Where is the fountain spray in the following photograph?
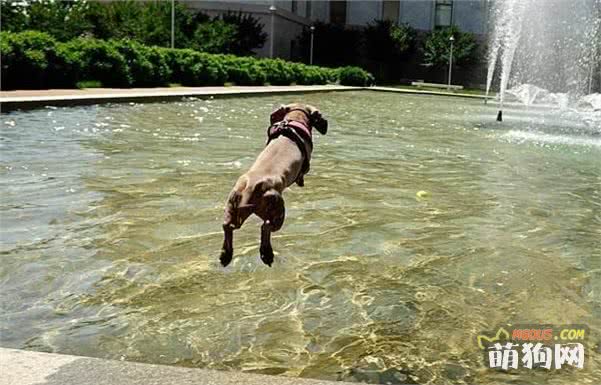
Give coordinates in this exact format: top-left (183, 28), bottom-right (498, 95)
top-left (486, 0), bottom-right (600, 121)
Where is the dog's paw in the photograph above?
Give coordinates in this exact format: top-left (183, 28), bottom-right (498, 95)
top-left (260, 247), bottom-right (274, 267)
top-left (220, 249), bottom-right (233, 267)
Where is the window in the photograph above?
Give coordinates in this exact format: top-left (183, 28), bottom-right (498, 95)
top-left (330, 1), bottom-right (347, 24)
top-left (435, 0), bottom-right (453, 28)
top-left (291, 0), bottom-right (298, 14)
top-left (306, 0), bottom-right (312, 19)
top-left (382, 0), bottom-right (400, 24)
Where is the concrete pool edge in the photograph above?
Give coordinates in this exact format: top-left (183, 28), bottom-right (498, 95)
top-left (0, 85), bottom-right (359, 111)
top-left (0, 85), bottom-right (487, 111)
top-left (1, 347), bottom-right (379, 385)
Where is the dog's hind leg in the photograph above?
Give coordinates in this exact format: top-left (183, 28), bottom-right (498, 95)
top-left (260, 190), bottom-right (285, 266)
top-left (260, 221), bottom-right (274, 266)
top-left (220, 223), bottom-right (234, 267)
top-left (220, 190), bottom-right (241, 267)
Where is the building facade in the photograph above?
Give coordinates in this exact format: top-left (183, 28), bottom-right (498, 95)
top-left (185, 0), bottom-right (489, 60)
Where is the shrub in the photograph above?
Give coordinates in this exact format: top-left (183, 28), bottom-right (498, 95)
top-left (111, 40), bottom-right (171, 86)
top-left (220, 55), bottom-right (266, 86)
top-left (162, 49), bottom-right (199, 85)
top-left (195, 53), bottom-right (228, 85)
top-left (0, 30), bottom-right (58, 89)
top-left (337, 66), bottom-right (375, 86)
top-left (1, 31), bottom-right (374, 90)
top-left (257, 59), bottom-right (296, 85)
top-left (162, 49), bottom-right (227, 86)
top-left (57, 38), bottom-right (131, 87)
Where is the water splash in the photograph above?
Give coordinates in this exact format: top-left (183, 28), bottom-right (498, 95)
top-left (487, 0), bottom-right (601, 120)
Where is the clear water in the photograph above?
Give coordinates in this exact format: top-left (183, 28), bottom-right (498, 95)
top-left (1, 91), bottom-right (600, 384)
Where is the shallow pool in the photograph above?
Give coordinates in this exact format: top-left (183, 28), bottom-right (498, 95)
top-left (1, 91), bottom-right (600, 384)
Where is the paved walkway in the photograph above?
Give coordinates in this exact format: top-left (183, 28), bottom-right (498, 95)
top-left (0, 85), bottom-right (357, 110)
top-left (0, 85), bottom-right (489, 111)
top-left (0, 348), bottom-right (366, 385)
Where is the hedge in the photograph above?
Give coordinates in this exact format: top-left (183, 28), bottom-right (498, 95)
top-left (0, 31), bottom-right (374, 90)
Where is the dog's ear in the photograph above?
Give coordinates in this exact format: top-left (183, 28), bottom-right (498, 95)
top-left (270, 105), bottom-right (288, 125)
top-left (308, 107), bottom-right (328, 135)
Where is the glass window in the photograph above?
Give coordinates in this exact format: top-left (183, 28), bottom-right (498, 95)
top-left (291, 0), bottom-right (298, 14)
top-left (330, 1), bottom-right (347, 24)
top-left (382, 0), bottom-right (400, 24)
top-left (435, 0), bottom-right (453, 28)
top-left (306, 0), bottom-right (312, 19)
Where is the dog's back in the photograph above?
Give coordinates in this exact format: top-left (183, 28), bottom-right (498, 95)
top-left (220, 104), bottom-right (328, 267)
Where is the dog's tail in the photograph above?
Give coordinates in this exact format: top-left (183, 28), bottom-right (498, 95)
top-left (240, 177), bottom-right (271, 208)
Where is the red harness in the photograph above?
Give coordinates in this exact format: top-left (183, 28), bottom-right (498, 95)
top-left (266, 116), bottom-right (313, 186)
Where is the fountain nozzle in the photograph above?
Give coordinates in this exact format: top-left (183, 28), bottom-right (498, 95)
top-left (496, 110), bottom-right (503, 122)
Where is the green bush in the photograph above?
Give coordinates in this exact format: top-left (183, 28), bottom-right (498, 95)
top-left (337, 66), bottom-right (375, 86)
top-left (257, 59), bottom-right (296, 85)
top-left (162, 49), bottom-right (227, 86)
top-left (0, 31), bottom-right (374, 90)
top-left (112, 40), bottom-right (171, 86)
top-left (0, 30), bottom-right (58, 89)
top-left (58, 38), bottom-right (131, 87)
top-left (220, 56), bottom-right (266, 86)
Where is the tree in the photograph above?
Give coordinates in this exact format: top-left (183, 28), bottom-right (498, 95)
top-left (422, 25), bottom-right (478, 68)
top-left (0, 1), bottom-right (266, 55)
top-left (190, 20), bottom-right (238, 54)
top-left (363, 20), bottom-right (415, 80)
top-left (295, 22), bottom-right (362, 67)
top-left (0, 0), bottom-right (93, 41)
top-left (88, 1), bottom-right (196, 48)
top-left (364, 20), bottom-right (414, 63)
top-left (219, 11), bottom-right (267, 56)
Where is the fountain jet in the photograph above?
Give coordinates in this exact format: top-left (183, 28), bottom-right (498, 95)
top-left (486, 0), bottom-right (601, 119)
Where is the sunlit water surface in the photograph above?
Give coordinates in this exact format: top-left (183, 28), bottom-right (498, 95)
top-left (1, 91), bottom-right (600, 384)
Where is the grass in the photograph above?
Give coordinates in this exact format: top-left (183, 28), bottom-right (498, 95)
top-left (383, 84), bottom-right (495, 97)
top-left (76, 80), bottom-right (103, 89)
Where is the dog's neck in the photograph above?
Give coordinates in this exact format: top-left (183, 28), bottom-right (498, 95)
top-left (285, 110), bottom-right (311, 128)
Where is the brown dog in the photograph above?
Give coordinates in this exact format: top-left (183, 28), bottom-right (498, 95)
top-left (220, 103), bottom-right (328, 267)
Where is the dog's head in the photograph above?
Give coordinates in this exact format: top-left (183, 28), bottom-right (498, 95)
top-left (270, 103), bottom-right (328, 135)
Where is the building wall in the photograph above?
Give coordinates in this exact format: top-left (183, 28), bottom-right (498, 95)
top-left (453, 0), bottom-right (488, 34)
top-left (399, 0), bottom-right (434, 30)
top-left (310, 1), bottom-right (330, 22)
top-left (183, 0), bottom-right (313, 59)
top-left (182, 0), bottom-right (490, 85)
top-left (346, 1), bottom-right (380, 26)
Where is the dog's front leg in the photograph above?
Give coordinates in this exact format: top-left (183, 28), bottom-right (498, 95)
top-left (220, 223), bottom-right (234, 267)
top-left (260, 221), bottom-right (274, 266)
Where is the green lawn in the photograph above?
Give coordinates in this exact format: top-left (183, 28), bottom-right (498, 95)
top-left (383, 84), bottom-right (495, 97)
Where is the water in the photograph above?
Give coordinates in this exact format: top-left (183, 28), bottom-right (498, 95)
top-left (487, 0), bottom-right (601, 114)
top-left (1, 91), bottom-right (600, 384)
